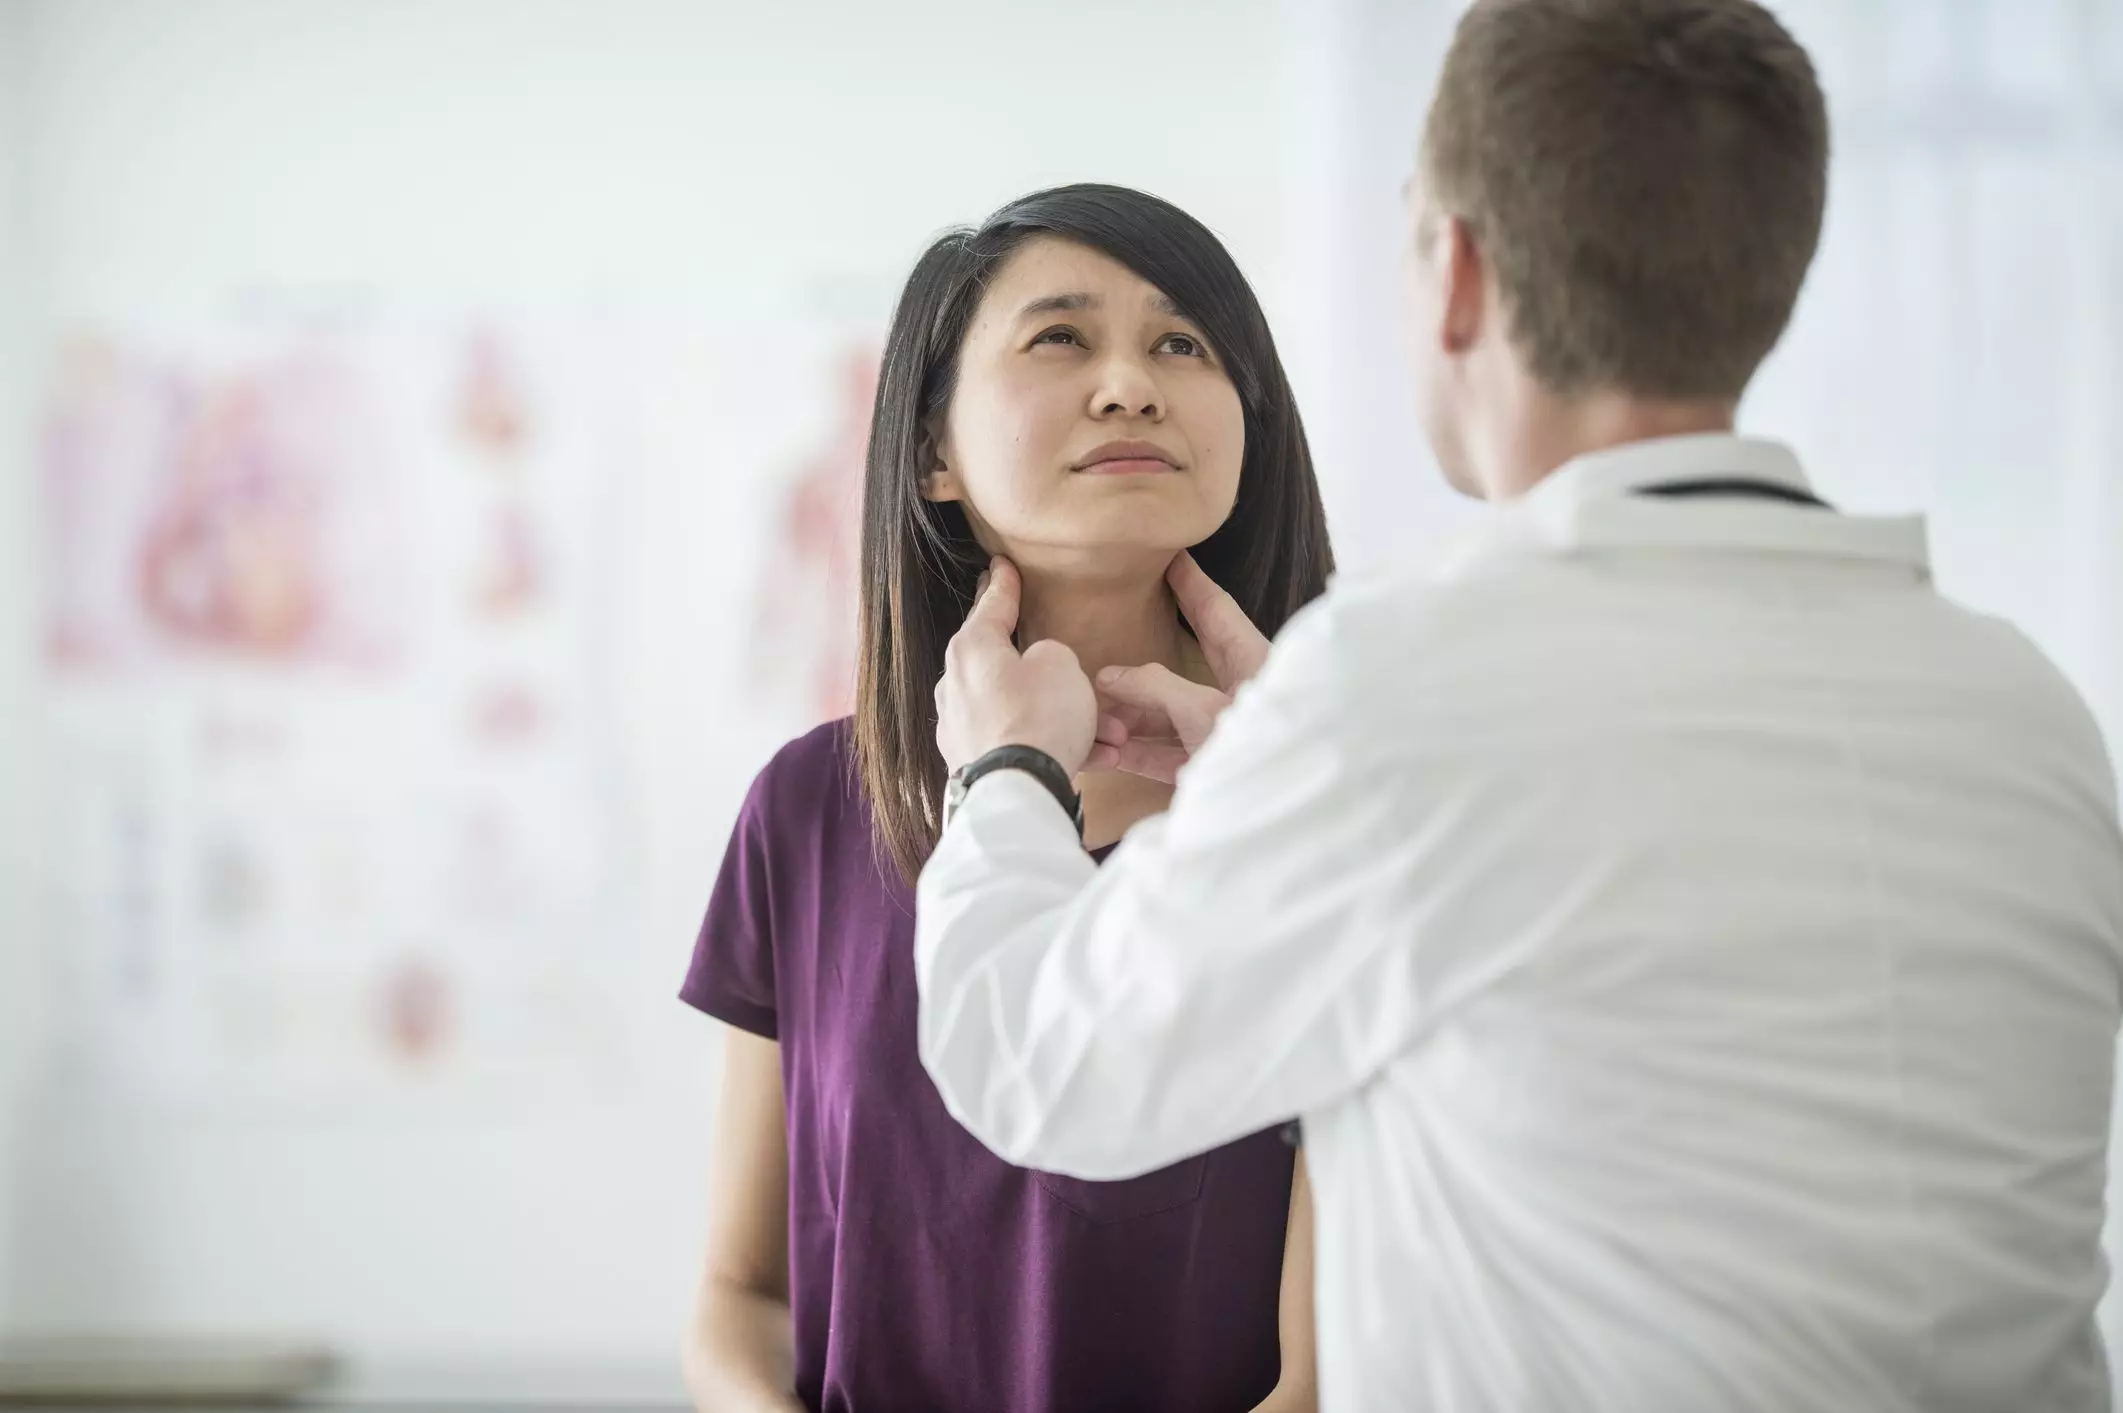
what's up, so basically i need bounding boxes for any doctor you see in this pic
[914,1,2123,1410]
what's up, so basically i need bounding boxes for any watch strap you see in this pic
[956,744,1084,839]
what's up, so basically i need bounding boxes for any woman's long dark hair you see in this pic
[854,183,1335,883]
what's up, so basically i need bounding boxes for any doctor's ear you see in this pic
[1438,213,1487,356]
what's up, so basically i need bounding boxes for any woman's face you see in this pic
[925,236,1245,569]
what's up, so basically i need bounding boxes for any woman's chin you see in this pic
[1057,503,1225,553]
[1003,539,1196,580]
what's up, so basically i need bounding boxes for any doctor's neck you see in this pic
[1466,383,1739,502]
[1009,552,1187,684]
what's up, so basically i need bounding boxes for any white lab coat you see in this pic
[915,434,2123,1413]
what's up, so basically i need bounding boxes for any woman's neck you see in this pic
[1013,561,1186,681]
[1007,556,1204,850]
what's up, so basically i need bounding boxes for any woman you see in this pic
[681,183,1335,1413]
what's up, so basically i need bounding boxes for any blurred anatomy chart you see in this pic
[38,308,883,1108]
[746,345,877,724]
[39,316,637,1106]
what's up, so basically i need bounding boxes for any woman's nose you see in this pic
[1089,355,1163,420]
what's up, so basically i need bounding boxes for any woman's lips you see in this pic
[1075,457,1179,475]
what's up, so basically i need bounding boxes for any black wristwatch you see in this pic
[943,744,1085,840]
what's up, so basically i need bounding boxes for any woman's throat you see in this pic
[1014,584,1189,684]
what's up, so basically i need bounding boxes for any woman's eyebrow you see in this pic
[1019,292,1099,318]
[1016,292,1189,319]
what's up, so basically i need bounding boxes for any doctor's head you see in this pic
[854,183,1333,880]
[1401,0,1829,500]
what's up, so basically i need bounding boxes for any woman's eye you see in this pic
[1032,327,1082,348]
[1159,333,1206,357]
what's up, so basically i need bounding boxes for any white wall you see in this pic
[0,0,40,1316]
[1276,0,1479,576]
[0,0,1297,1384]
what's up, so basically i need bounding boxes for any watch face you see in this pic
[942,772,969,826]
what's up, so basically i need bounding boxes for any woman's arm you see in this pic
[683,1028,804,1413]
[1252,1151,1318,1413]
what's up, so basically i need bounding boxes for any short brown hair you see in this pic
[1421,0,1829,400]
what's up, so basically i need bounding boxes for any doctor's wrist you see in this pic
[942,744,1085,839]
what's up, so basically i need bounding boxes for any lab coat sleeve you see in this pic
[914,600,1421,1179]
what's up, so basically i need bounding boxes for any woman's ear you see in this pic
[917,429,964,504]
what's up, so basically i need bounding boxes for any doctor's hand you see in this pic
[936,556,1100,777]
[1091,552,1272,784]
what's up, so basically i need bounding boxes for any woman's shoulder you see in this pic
[727,716,907,934]
[756,715,857,786]
[737,716,865,841]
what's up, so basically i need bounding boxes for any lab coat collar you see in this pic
[1443,434,1931,581]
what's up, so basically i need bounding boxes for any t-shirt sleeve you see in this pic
[679,766,780,1040]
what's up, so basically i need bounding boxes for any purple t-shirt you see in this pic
[682,719,1294,1413]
